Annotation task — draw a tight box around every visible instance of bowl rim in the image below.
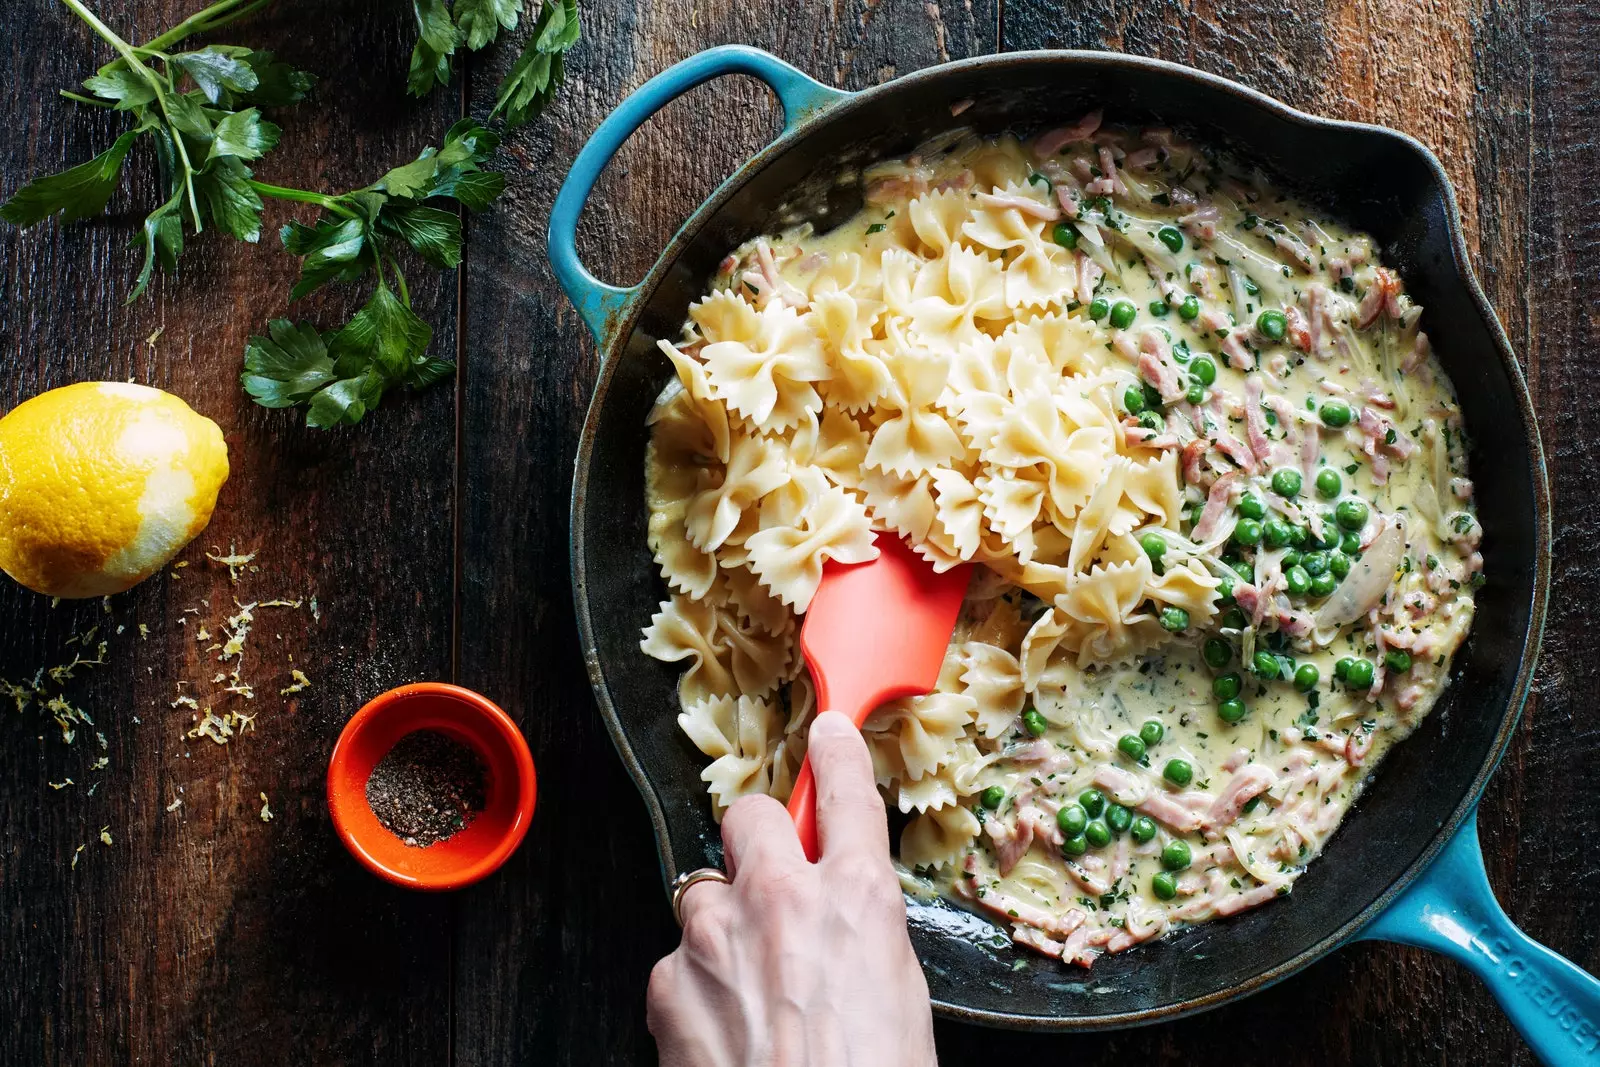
[326,681,538,892]
[569,47,1553,1028]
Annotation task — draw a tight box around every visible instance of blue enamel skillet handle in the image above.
[548,45,850,345]
[1358,808,1600,1064]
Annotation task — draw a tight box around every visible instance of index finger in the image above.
[806,711,890,860]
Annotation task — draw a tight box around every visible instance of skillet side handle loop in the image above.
[548,45,851,346]
[1357,808,1600,1063]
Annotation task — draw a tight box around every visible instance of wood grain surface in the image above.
[1,0,1593,1063]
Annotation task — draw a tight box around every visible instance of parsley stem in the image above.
[140,0,274,54]
[246,181,353,216]
[390,260,411,307]
[59,89,113,108]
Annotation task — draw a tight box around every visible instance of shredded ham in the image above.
[1124,145,1161,169]
[1285,305,1312,352]
[1139,328,1187,403]
[1179,203,1221,240]
[1035,110,1103,157]
[1356,267,1401,327]
[1075,252,1102,305]
[985,812,1035,876]
[1243,376,1276,464]
[1213,880,1289,917]
[1203,764,1278,833]
[1192,470,1243,542]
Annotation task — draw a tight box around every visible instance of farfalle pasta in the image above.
[641,121,1478,970]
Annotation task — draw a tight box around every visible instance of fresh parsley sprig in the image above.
[409,0,580,129]
[2,0,314,300]
[0,0,556,428]
[242,119,505,427]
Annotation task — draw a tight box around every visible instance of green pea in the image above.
[1233,518,1263,546]
[1213,672,1242,700]
[1179,295,1201,321]
[1130,816,1158,844]
[1161,839,1193,871]
[1301,551,1330,577]
[1385,649,1413,673]
[1310,572,1337,597]
[1118,733,1147,761]
[1022,708,1048,737]
[1263,519,1294,548]
[1293,663,1320,692]
[1152,871,1179,900]
[1292,523,1312,547]
[1345,658,1375,688]
[1238,494,1266,521]
[1105,803,1133,834]
[1079,789,1106,817]
[1149,300,1171,317]
[1328,553,1352,579]
[1218,697,1247,723]
[1335,499,1370,531]
[1158,225,1185,254]
[1062,833,1089,856]
[1109,300,1138,329]
[980,785,1005,810]
[1281,549,1303,569]
[1057,803,1088,835]
[1085,820,1112,848]
[1191,356,1217,385]
[1186,381,1206,405]
[1123,385,1147,415]
[1220,606,1249,630]
[1089,297,1110,320]
[1140,533,1167,563]
[1052,221,1079,249]
[1310,518,1342,550]
[1271,469,1302,498]
[1256,309,1288,341]
[1334,657,1355,681]
[1284,565,1311,596]
[1340,531,1363,555]
[1320,400,1353,427]
[1315,468,1342,499]
[1217,573,1236,600]
[1203,638,1232,669]
[1253,650,1282,681]
[1159,606,1190,632]
[1163,759,1194,786]
[1139,720,1165,748]
[1139,410,1166,432]
[1229,558,1255,583]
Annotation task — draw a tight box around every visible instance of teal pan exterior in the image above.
[555,46,1584,1047]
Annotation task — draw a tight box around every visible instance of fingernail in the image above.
[810,711,856,738]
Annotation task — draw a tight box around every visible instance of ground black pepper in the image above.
[365,730,488,847]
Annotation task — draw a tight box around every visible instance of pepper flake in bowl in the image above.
[328,683,536,890]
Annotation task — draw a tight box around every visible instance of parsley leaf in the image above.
[0,128,143,227]
[456,0,522,51]
[492,0,580,129]
[407,0,464,97]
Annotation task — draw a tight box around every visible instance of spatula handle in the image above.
[787,760,822,862]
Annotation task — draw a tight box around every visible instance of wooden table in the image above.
[1,0,1593,1062]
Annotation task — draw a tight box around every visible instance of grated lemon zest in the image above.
[99,827,112,846]
[280,670,311,696]
[166,797,183,812]
[48,779,74,790]
[259,793,273,822]
[71,844,84,869]
[206,546,257,583]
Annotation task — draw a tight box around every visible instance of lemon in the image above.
[0,382,229,598]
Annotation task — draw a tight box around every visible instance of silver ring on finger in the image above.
[670,867,731,927]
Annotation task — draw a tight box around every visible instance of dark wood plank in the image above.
[450,2,997,1062]
[0,2,461,1063]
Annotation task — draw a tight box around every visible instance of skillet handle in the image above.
[1357,808,1600,1064]
[548,45,850,345]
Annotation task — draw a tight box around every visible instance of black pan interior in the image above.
[571,54,1545,1027]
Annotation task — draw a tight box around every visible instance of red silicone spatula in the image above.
[785,532,971,862]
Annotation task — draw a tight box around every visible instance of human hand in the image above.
[647,711,938,1067]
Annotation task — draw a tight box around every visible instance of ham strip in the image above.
[1192,469,1243,542]
[1139,328,1187,403]
[1202,764,1278,833]
[1243,376,1276,464]
[1035,110,1103,157]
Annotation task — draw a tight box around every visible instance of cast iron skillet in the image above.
[550,46,1598,1054]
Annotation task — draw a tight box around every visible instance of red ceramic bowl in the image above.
[327,683,536,890]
